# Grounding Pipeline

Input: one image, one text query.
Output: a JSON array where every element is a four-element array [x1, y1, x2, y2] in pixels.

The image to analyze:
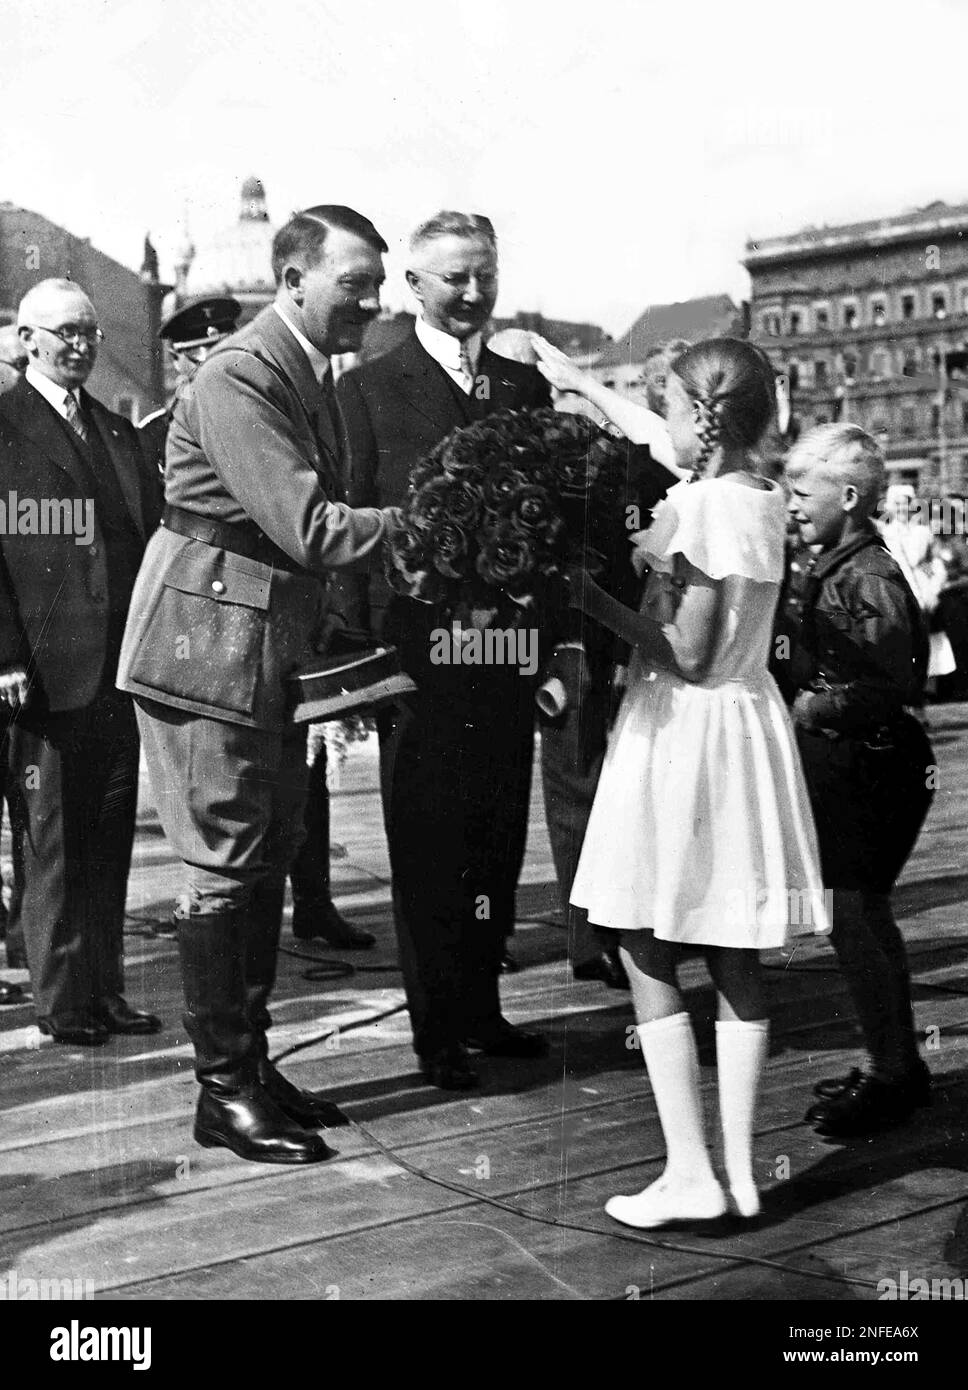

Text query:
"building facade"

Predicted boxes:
[[590, 294, 747, 400], [0, 202, 168, 420], [745, 201, 968, 490]]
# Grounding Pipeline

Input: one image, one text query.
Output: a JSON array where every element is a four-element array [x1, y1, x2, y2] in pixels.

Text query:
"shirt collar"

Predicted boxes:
[[415, 316, 482, 373], [25, 363, 79, 416], [273, 304, 331, 384]]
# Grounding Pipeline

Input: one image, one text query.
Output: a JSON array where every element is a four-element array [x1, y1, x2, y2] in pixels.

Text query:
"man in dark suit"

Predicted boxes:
[[118, 206, 398, 1164], [0, 278, 164, 1041], [537, 340, 688, 990], [0, 322, 27, 993], [337, 211, 552, 1089]]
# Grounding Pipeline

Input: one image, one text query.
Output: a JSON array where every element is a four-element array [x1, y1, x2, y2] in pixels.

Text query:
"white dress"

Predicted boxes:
[[570, 475, 829, 949]]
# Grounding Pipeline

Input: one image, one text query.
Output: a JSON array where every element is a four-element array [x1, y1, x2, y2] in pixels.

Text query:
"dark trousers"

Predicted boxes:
[[538, 670, 613, 967], [289, 740, 334, 911], [797, 718, 934, 1080], [6, 690, 139, 1019], [829, 889, 920, 1080], [135, 700, 311, 1074], [377, 643, 536, 1058]]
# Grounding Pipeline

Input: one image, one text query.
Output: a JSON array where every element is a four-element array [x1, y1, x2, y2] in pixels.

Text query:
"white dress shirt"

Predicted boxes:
[[415, 317, 482, 395], [273, 304, 331, 385], [25, 363, 81, 419]]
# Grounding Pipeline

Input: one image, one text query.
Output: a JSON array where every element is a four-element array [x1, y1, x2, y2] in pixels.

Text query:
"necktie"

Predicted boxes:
[[458, 343, 475, 395], [63, 391, 88, 443], [319, 371, 350, 497]]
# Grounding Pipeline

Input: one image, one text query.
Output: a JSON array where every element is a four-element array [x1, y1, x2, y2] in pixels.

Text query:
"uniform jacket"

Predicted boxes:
[[0, 375, 161, 714], [117, 305, 397, 731], [776, 523, 928, 736], [336, 328, 551, 635]]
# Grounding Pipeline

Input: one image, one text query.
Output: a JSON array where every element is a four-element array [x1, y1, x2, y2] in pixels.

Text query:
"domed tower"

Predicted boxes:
[[240, 176, 270, 223], [184, 176, 276, 323]]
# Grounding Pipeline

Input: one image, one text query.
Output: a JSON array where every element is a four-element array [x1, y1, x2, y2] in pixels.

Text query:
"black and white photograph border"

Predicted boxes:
[[0, 0, 966, 1343]]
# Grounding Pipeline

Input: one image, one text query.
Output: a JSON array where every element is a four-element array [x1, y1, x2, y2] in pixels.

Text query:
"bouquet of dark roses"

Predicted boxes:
[[387, 407, 629, 620]]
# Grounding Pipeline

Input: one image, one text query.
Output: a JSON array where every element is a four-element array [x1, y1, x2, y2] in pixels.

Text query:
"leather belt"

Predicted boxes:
[[161, 504, 304, 574]]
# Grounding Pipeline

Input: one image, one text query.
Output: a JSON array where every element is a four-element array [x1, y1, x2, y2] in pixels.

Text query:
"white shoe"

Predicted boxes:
[[605, 1175, 727, 1230], [727, 1180, 761, 1219]]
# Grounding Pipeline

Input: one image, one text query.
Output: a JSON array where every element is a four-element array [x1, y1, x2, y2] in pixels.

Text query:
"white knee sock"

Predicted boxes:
[[606, 1011, 725, 1229], [716, 1018, 769, 1218]]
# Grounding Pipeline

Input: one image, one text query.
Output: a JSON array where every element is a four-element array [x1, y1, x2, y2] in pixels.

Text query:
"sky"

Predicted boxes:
[[1, 0, 965, 338]]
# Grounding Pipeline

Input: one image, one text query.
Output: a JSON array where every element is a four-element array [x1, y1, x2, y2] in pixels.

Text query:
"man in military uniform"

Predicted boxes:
[[118, 206, 398, 1164], [138, 295, 241, 478]]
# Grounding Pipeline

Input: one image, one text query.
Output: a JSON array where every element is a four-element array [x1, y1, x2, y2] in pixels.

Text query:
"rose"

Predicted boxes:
[[506, 484, 553, 534], [433, 522, 471, 579], [476, 525, 536, 594], [409, 476, 456, 532], [483, 467, 530, 510], [447, 479, 485, 531]]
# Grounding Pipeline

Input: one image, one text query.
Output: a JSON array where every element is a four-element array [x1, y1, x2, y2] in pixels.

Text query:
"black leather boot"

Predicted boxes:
[[245, 878, 348, 1130], [177, 911, 333, 1164]]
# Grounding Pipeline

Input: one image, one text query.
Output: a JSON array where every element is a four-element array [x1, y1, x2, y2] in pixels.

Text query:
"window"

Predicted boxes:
[[761, 313, 781, 337], [814, 359, 828, 387], [961, 286, 968, 316], [789, 312, 801, 336], [899, 405, 917, 437], [931, 403, 942, 431], [788, 363, 800, 390], [842, 353, 858, 382], [962, 400, 968, 434], [815, 307, 829, 330], [870, 349, 891, 378], [932, 291, 948, 320], [843, 304, 858, 330], [871, 298, 887, 327], [901, 293, 916, 320], [902, 351, 919, 377]]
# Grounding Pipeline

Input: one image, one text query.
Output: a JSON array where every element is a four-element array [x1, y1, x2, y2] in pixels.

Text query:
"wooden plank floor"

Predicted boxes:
[[1, 711, 967, 1301]]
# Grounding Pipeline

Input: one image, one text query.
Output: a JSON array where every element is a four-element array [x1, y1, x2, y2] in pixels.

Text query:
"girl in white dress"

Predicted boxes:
[[532, 336, 827, 1229]]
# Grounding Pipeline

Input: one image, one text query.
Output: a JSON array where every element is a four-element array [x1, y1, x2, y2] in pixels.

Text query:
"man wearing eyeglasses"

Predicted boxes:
[[0, 277, 165, 1044], [337, 211, 551, 1090]]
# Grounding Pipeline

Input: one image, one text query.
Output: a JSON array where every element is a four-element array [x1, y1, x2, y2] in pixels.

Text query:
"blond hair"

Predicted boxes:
[[786, 423, 885, 515]]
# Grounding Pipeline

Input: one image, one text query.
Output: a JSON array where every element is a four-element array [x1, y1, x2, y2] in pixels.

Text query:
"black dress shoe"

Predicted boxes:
[[94, 995, 163, 1035], [499, 950, 519, 974], [573, 948, 630, 990], [465, 1021, 549, 1058], [807, 1067, 931, 1137], [812, 1066, 863, 1101], [808, 1059, 931, 1116], [37, 1014, 109, 1046], [418, 1044, 480, 1090], [194, 1082, 335, 1164], [257, 1058, 349, 1129], [0, 980, 24, 1006], [292, 902, 375, 950]]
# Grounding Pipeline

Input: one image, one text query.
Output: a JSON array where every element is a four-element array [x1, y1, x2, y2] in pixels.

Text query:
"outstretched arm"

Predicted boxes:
[[530, 335, 685, 475], [569, 557, 721, 683]]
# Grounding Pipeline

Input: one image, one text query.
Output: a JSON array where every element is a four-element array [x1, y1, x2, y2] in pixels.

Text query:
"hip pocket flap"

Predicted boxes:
[[165, 560, 271, 610]]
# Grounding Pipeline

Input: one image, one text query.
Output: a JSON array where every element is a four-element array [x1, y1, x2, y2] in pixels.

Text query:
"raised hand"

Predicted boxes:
[[530, 334, 594, 396]]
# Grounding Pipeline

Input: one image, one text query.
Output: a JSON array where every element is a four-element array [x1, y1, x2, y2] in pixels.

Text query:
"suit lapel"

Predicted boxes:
[[251, 307, 342, 492], [0, 378, 95, 494], [392, 332, 468, 435], [83, 393, 146, 539], [479, 347, 527, 414]]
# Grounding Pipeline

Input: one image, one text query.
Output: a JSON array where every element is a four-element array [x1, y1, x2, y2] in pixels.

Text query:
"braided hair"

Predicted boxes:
[[671, 338, 777, 479]]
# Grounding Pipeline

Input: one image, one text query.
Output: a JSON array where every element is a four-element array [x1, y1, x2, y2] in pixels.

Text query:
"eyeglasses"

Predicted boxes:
[[27, 324, 105, 348], [416, 269, 498, 291]]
